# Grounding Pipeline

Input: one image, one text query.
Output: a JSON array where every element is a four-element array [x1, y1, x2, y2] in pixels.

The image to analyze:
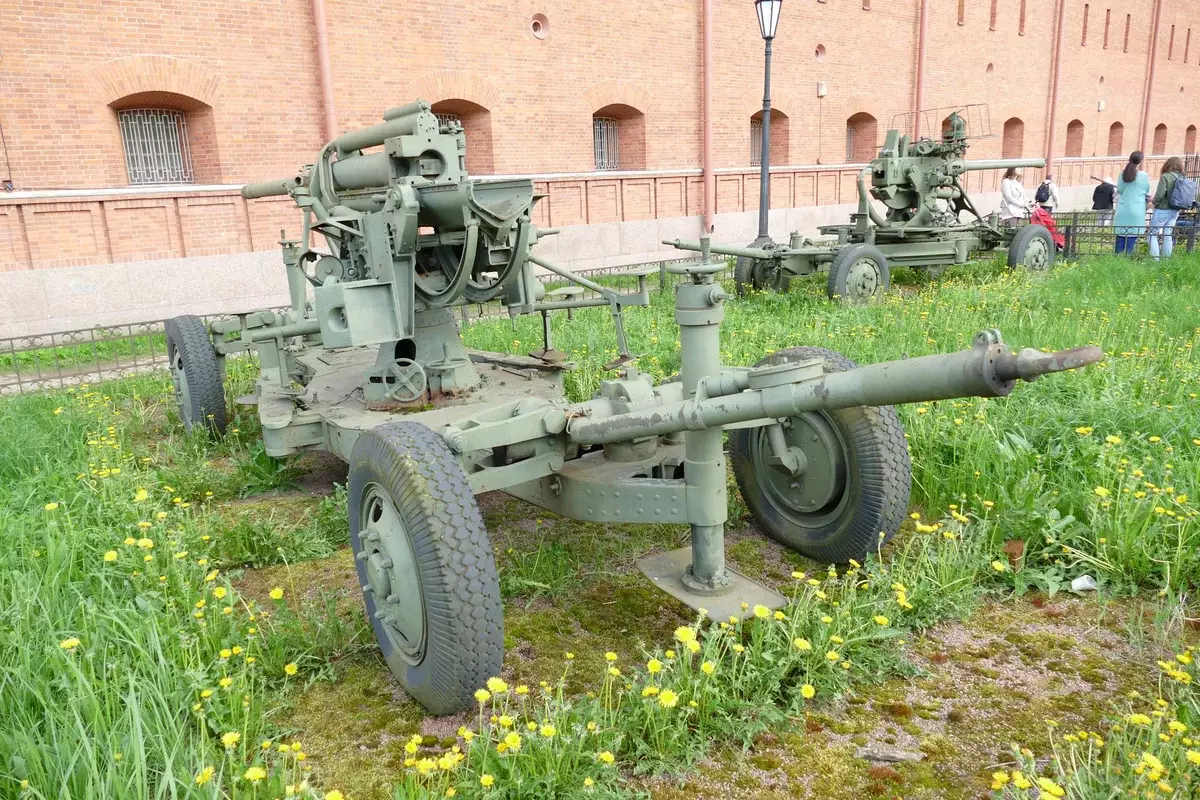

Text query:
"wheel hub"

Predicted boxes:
[[1024, 239, 1049, 271], [169, 348, 192, 426], [360, 486, 426, 663], [847, 258, 880, 299], [756, 413, 849, 522]]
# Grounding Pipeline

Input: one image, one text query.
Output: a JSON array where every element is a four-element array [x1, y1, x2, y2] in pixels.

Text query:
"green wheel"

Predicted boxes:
[[348, 421, 503, 715], [165, 315, 226, 436], [731, 347, 912, 563], [827, 244, 889, 303], [734, 255, 772, 296], [1007, 224, 1055, 271]]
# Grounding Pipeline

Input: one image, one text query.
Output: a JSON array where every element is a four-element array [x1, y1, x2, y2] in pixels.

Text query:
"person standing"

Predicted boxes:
[[1000, 167, 1033, 229], [1035, 174, 1061, 211], [1114, 151, 1150, 255], [1148, 156, 1192, 260], [1091, 176, 1116, 226]]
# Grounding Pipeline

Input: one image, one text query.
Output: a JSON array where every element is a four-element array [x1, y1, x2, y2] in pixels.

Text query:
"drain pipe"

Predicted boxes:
[[312, 0, 338, 142], [1044, 0, 1067, 175], [702, 0, 714, 233], [913, 0, 928, 140], [1139, 0, 1163, 152]]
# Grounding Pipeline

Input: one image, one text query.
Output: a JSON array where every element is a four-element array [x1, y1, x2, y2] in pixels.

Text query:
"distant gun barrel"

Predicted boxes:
[[567, 337, 1104, 446], [242, 175, 305, 199], [662, 238, 775, 259], [960, 158, 1047, 171]]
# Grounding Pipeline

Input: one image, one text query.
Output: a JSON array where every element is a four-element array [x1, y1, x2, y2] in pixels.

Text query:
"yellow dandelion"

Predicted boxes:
[[486, 677, 508, 693], [647, 658, 662, 673], [504, 731, 522, 751], [284, 663, 298, 676], [801, 684, 816, 699], [597, 750, 616, 764], [540, 724, 556, 738], [244, 766, 266, 782], [103, 551, 117, 562], [1093, 486, 1110, 498], [657, 689, 679, 708], [701, 661, 716, 675], [194, 766, 214, 785], [269, 587, 283, 600], [44, 502, 59, 511], [474, 688, 491, 704], [673, 626, 696, 644], [221, 731, 241, 749], [59, 637, 80, 651], [873, 615, 889, 626], [752, 604, 770, 619], [825, 650, 841, 662], [991, 560, 1007, 572]]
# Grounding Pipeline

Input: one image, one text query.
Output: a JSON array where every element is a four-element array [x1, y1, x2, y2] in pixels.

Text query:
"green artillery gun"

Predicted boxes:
[[166, 101, 1101, 714], [666, 112, 1055, 302]]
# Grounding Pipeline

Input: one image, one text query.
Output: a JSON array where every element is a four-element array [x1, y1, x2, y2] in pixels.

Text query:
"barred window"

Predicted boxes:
[[118, 109, 194, 184], [593, 117, 620, 170], [435, 112, 461, 131], [751, 120, 763, 167]]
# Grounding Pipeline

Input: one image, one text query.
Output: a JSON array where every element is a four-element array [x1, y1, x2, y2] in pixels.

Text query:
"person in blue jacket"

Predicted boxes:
[[1114, 151, 1150, 256]]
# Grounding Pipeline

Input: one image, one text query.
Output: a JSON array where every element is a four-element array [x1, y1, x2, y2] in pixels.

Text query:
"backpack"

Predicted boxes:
[[1169, 174, 1197, 210], [1035, 182, 1051, 204]]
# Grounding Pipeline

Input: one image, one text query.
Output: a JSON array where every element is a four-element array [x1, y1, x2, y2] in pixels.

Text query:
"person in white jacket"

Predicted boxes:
[[1000, 167, 1033, 228]]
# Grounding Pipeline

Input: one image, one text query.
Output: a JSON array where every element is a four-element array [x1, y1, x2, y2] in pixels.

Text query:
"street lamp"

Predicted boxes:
[[754, 0, 782, 242]]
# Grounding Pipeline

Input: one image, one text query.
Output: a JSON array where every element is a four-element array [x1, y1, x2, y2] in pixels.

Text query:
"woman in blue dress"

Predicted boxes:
[[1114, 151, 1150, 255]]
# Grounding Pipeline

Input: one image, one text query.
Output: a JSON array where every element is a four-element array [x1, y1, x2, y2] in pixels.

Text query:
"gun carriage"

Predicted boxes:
[[167, 101, 1100, 714], [667, 111, 1057, 302]]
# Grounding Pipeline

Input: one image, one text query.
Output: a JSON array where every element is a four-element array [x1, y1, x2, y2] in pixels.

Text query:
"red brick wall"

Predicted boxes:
[[0, 0, 1196, 271]]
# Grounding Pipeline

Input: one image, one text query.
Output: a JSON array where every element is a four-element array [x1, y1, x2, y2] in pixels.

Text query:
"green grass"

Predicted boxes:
[[0, 331, 168, 377], [0, 250, 1197, 799]]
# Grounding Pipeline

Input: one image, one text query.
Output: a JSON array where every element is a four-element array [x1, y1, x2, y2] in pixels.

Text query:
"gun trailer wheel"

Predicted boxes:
[[165, 315, 226, 436], [348, 422, 503, 715], [1007, 224, 1055, 272], [827, 244, 890, 303], [731, 347, 912, 564]]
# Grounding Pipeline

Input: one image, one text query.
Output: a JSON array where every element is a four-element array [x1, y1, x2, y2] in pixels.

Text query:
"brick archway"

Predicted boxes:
[[87, 56, 224, 185], [582, 80, 653, 117], [410, 71, 503, 113], [86, 55, 223, 108]]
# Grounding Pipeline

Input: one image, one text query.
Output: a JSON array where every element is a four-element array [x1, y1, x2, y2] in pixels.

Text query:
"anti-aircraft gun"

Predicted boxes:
[[667, 110, 1054, 301], [166, 101, 1101, 715]]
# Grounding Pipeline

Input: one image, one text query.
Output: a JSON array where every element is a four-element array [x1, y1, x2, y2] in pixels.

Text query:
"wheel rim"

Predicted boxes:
[[360, 484, 426, 664], [845, 256, 881, 300], [1022, 237, 1050, 271], [749, 413, 852, 529], [168, 343, 193, 429]]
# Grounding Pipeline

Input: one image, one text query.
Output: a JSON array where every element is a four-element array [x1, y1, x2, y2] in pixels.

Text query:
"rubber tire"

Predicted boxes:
[[734, 255, 761, 297], [1006, 224, 1055, 271], [165, 315, 226, 436], [731, 347, 912, 563], [348, 422, 503, 715], [827, 244, 890, 303]]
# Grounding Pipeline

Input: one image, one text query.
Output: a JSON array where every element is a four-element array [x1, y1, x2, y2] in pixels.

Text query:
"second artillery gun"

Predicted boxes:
[[166, 100, 1101, 716], [668, 110, 1056, 301]]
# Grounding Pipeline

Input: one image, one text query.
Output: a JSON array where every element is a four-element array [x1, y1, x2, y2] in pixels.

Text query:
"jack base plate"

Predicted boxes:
[[637, 546, 788, 621]]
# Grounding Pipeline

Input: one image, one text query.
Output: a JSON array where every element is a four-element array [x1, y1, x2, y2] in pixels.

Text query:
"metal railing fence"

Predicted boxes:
[[1053, 209, 1199, 259], [0, 257, 724, 397]]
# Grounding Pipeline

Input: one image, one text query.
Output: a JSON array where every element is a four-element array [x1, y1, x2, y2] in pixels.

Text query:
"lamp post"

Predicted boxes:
[[755, 0, 782, 242]]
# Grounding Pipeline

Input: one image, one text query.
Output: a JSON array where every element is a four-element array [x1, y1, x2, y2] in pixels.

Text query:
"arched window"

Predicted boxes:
[[1153, 124, 1168, 155], [1107, 122, 1124, 156], [431, 99, 494, 175], [1065, 119, 1085, 157], [592, 104, 645, 171], [1002, 117, 1024, 158], [1186, 125, 1198, 154], [750, 109, 790, 166], [111, 91, 217, 184], [845, 113, 878, 163]]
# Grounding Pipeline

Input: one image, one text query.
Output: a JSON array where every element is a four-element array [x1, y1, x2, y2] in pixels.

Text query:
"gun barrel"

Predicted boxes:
[[566, 341, 1102, 446], [335, 100, 431, 154], [663, 239, 772, 259], [242, 176, 305, 199], [961, 158, 1047, 171]]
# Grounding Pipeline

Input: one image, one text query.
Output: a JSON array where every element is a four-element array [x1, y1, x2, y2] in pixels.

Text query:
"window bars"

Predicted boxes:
[[751, 120, 763, 167], [117, 109, 195, 184], [435, 113, 462, 131], [593, 117, 620, 171]]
